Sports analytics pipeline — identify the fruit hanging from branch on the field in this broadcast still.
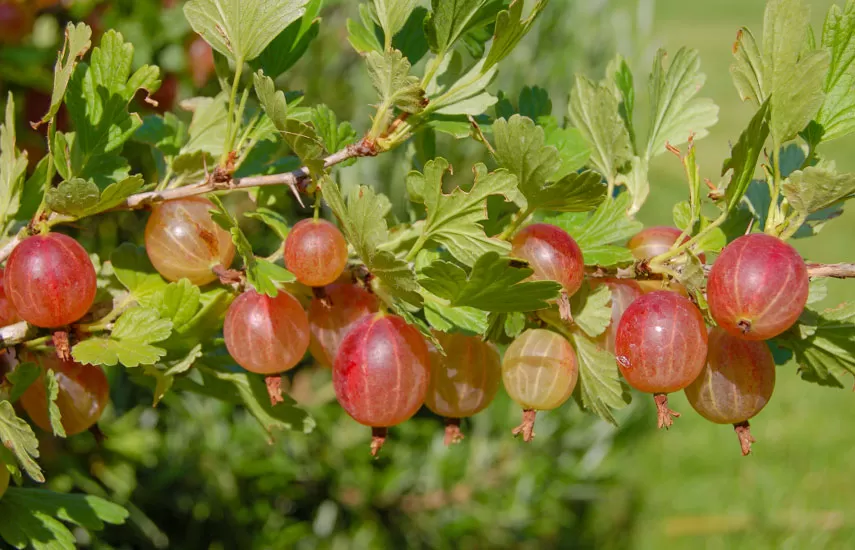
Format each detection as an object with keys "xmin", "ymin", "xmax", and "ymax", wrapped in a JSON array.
[
  {"xmin": 284, "ymin": 218, "xmax": 349, "ymax": 288},
  {"xmin": 502, "ymin": 329, "xmax": 579, "ymax": 442},
  {"xmin": 333, "ymin": 313, "xmax": 430, "ymax": 456},
  {"xmin": 511, "ymin": 224, "xmax": 585, "ymax": 297},
  {"xmin": 685, "ymin": 327, "xmax": 776, "ymax": 455},
  {"xmin": 615, "ymin": 291, "xmax": 708, "ymax": 429},
  {"xmin": 308, "ymin": 283, "xmax": 378, "ymax": 368}
]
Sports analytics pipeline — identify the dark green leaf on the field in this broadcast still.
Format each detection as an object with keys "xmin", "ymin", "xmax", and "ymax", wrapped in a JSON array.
[
  {"xmin": 482, "ymin": 0, "xmax": 548, "ymax": 73},
  {"xmin": 722, "ymin": 99, "xmax": 770, "ymax": 211},
  {"xmin": 6, "ymin": 363, "xmax": 39, "ymax": 403},
  {"xmin": 776, "ymin": 302, "xmax": 855, "ymax": 387},
  {"xmin": 251, "ymin": 0, "xmax": 320, "ymax": 79},
  {"xmin": 571, "ymin": 332, "xmax": 628, "ymax": 425}
]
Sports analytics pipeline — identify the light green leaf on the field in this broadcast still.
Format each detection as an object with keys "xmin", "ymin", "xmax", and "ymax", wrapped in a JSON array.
[
  {"xmin": 6, "ymin": 363, "xmax": 40, "ymax": 403},
  {"xmin": 347, "ymin": 4, "xmax": 383, "ymax": 54},
  {"xmin": 784, "ymin": 165, "xmax": 855, "ymax": 217},
  {"xmin": 149, "ymin": 279, "xmax": 201, "ymax": 331},
  {"xmin": 0, "ymin": 401, "xmax": 42, "ymax": 482},
  {"xmin": 374, "ymin": 0, "xmax": 419, "ymax": 46},
  {"xmin": 244, "ymin": 207, "xmax": 290, "ymax": 240},
  {"xmin": 544, "ymin": 125, "xmax": 592, "ymax": 181},
  {"xmin": 723, "ymin": 99, "xmax": 771, "ymax": 211},
  {"xmin": 251, "ymin": 0, "xmax": 320, "ymax": 79},
  {"xmin": 569, "ymin": 75, "xmax": 632, "ymax": 185},
  {"xmin": 646, "ymin": 48, "xmax": 719, "ymax": 159},
  {"xmin": 569, "ymin": 284, "xmax": 612, "ymax": 338},
  {"xmin": 36, "ymin": 22, "xmax": 92, "ymax": 127},
  {"xmin": 570, "ymin": 332, "xmax": 627, "ymax": 425},
  {"xmin": 310, "ymin": 105, "xmax": 357, "ymax": 155},
  {"xmin": 89, "ymin": 175, "xmax": 145, "ymax": 214},
  {"xmin": 407, "ymin": 159, "xmax": 516, "ymax": 265},
  {"xmin": 45, "ymin": 370, "xmax": 66, "ymax": 438},
  {"xmin": 425, "ymin": 0, "xmax": 490, "ymax": 54},
  {"xmin": 184, "ymin": 0, "xmax": 308, "ymax": 63},
  {"xmin": 731, "ymin": 27, "xmax": 766, "ymax": 106},
  {"xmin": 182, "ymin": 95, "xmax": 229, "ymax": 156},
  {"xmin": 0, "ymin": 94, "xmax": 28, "ymax": 227},
  {"xmin": 428, "ymin": 59, "xmax": 498, "ymax": 115},
  {"xmin": 544, "ymin": 194, "xmax": 642, "ymax": 267},
  {"xmin": 422, "ymin": 291, "xmax": 489, "ymax": 334},
  {"xmin": 816, "ymin": 0, "xmax": 855, "ymax": 141},
  {"xmin": 615, "ymin": 156, "xmax": 649, "ymax": 215},
  {"xmin": 366, "ymin": 49, "xmax": 426, "ymax": 114},
  {"xmin": 73, "ymin": 308, "xmax": 172, "ymax": 367},
  {"xmin": 419, "ymin": 252, "xmax": 561, "ymax": 313},
  {"xmin": 762, "ymin": 0, "xmax": 830, "ymax": 144},
  {"xmin": 110, "ymin": 243, "xmax": 168, "ymax": 301},
  {"xmin": 482, "ymin": 0, "xmax": 548, "ymax": 73},
  {"xmin": 491, "ymin": 114, "xmax": 560, "ymax": 208}
]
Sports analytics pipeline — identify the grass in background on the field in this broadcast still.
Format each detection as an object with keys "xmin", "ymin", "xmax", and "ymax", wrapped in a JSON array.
[{"xmin": 612, "ymin": 1, "xmax": 855, "ymax": 548}]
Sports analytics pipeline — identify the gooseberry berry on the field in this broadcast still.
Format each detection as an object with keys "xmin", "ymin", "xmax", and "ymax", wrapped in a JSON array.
[
  {"xmin": 425, "ymin": 332, "xmax": 501, "ymax": 444},
  {"xmin": 502, "ymin": 328, "xmax": 578, "ymax": 442},
  {"xmin": 19, "ymin": 353, "xmax": 109, "ymax": 436},
  {"xmin": 223, "ymin": 289, "xmax": 310, "ymax": 375},
  {"xmin": 628, "ymin": 226, "xmax": 699, "ymax": 261},
  {"xmin": 284, "ymin": 219, "xmax": 349, "ymax": 288},
  {"xmin": 144, "ymin": 197, "xmax": 236, "ymax": 285},
  {"xmin": 0, "ymin": 270, "xmax": 21, "ymax": 326},
  {"xmin": 334, "ymin": 313, "xmax": 430, "ymax": 455},
  {"xmin": 685, "ymin": 327, "xmax": 775, "ymax": 455},
  {"xmin": 511, "ymin": 223, "xmax": 585, "ymax": 297},
  {"xmin": 307, "ymin": 283, "xmax": 378, "ymax": 367},
  {"xmin": 592, "ymin": 278, "xmax": 643, "ymax": 353},
  {"xmin": 4, "ymin": 233, "xmax": 96, "ymax": 328},
  {"xmin": 707, "ymin": 233, "xmax": 808, "ymax": 340},
  {"xmin": 614, "ymin": 291, "xmax": 708, "ymax": 429}
]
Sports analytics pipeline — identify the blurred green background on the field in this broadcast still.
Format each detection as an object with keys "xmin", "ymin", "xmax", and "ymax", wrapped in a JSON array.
[{"xmin": 1, "ymin": 0, "xmax": 854, "ymax": 548}]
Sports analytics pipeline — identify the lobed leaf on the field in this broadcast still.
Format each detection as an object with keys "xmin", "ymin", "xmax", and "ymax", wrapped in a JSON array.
[
  {"xmin": 570, "ymin": 332, "xmax": 627, "ymax": 425},
  {"xmin": 0, "ymin": 93, "xmax": 28, "ymax": 229},
  {"xmin": 251, "ymin": 0, "xmax": 321, "ymax": 79},
  {"xmin": 366, "ymin": 49, "xmax": 426, "ymax": 114},
  {"xmin": 36, "ymin": 22, "xmax": 92, "ymax": 128},
  {"xmin": 0, "ymin": 401, "xmax": 43, "ymax": 482},
  {"xmin": 722, "ymin": 99, "xmax": 771, "ymax": 212},
  {"xmin": 45, "ymin": 370, "xmax": 66, "ymax": 438},
  {"xmin": 815, "ymin": 0, "xmax": 855, "ymax": 142},
  {"xmin": 482, "ymin": 0, "xmax": 548, "ymax": 74},
  {"xmin": 776, "ymin": 302, "xmax": 855, "ymax": 387}
]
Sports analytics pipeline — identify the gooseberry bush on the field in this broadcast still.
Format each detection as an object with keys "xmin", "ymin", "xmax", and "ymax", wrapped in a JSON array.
[{"xmin": 0, "ymin": 0, "xmax": 855, "ymax": 546}]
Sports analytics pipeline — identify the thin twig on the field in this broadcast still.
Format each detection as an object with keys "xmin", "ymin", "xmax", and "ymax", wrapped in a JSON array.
[{"xmin": 587, "ymin": 262, "xmax": 855, "ymax": 280}]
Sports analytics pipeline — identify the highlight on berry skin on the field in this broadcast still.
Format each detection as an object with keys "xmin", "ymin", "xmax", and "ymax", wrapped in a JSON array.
[
  {"xmin": 511, "ymin": 223, "xmax": 585, "ymax": 297},
  {"xmin": 144, "ymin": 197, "xmax": 236, "ymax": 286},
  {"xmin": 284, "ymin": 218, "xmax": 349, "ymax": 288}
]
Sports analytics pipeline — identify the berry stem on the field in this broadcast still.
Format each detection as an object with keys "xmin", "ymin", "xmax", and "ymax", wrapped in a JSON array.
[
  {"xmin": 512, "ymin": 409, "xmax": 537, "ymax": 442},
  {"xmin": 653, "ymin": 393, "xmax": 680, "ymax": 430},
  {"xmin": 265, "ymin": 375, "xmax": 284, "ymax": 407},
  {"xmin": 734, "ymin": 420, "xmax": 755, "ymax": 456},
  {"xmin": 370, "ymin": 427, "xmax": 388, "ymax": 457},
  {"xmin": 52, "ymin": 330, "xmax": 71, "ymax": 361},
  {"xmin": 443, "ymin": 418, "xmax": 464, "ymax": 446}
]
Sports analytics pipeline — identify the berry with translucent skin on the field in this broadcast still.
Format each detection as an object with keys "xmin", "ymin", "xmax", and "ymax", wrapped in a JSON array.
[
  {"xmin": 502, "ymin": 328, "xmax": 578, "ymax": 442},
  {"xmin": 425, "ymin": 332, "xmax": 501, "ymax": 444},
  {"xmin": 0, "ymin": 270, "xmax": 21, "ymax": 327},
  {"xmin": 511, "ymin": 224, "xmax": 585, "ymax": 297},
  {"xmin": 707, "ymin": 233, "xmax": 808, "ymax": 340},
  {"xmin": 4, "ymin": 233, "xmax": 96, "ymax": 328},
  {"xmin": 592, "ymin": 279, "xmax": 643, "ymax": 353},
  {"xmin": 144, "ymin": 197, "xmax": 236, "ymax": 286},
  {"xmin": 628, "ymin": 226, "xmax": 690, "ymax": 260},
  {"xmin": 224, "ymin": 289, "xmax": 310, "ymax": 375},
  {"xmin": 334, "ymin": 313, "xmax": 430, "ymax": 455},
  {"xmin": 19, "ymin": 353, "xmax": 110, "ymax": 436},
  {"xmin": 615, "ymin": 291, "xmax": 708, "ymax": 429},
  {"xmin": 284, "ymin": 219, "xmax": 349, "ymax": 288},
  {"xmin": 685, "ymin": 327, "xmax": 775, "ymax": 455},
  {"xmin": 308, "ymin": 284, "xmax": 378, "ymax": 367}
]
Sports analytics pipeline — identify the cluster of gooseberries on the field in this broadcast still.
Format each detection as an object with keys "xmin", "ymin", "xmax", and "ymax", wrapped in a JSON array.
[{"xmin": 3, "ymin": 195, "xmax": 804, "ymax": 458}]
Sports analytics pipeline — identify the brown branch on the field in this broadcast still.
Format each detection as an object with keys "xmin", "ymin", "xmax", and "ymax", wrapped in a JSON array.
[
  {"xmin": 587, "ymin": 262, "xmax": 855, "ymax": 281},
  {"xmin": 806, "ymin": 263, "xmax": 855, "ymax": 279}
]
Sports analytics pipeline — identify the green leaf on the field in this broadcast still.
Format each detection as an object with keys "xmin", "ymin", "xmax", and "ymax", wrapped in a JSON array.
[
  {"xmin": 544, "ymin": 194, "xmax": 642, "ymax": 267},
  {"xmin": 0, "ymin": 401, "xmax": 42, "ymax": 482},
  {"xmin": 6, "ymin": 363, "xmax": 40, "ymax": 403},
  {"xmin": 36, "ymin": 22, "xmax": 92, "ymax": 128},
  {"xmin": 0, "ymin": 488, "xmax": 127, "ymax": 550},
  {"xmin": 45, "ymin": 178, "xmax": 99, "ymax": 217},
  {"xmin": 407, "ymin": 159, "xmax": 516, "ymax": 265},
  {"xmin": 776, "ymin": 302, "xmax": 855, "ymax": 387},
  {"xmin": 44, "ymin": 370, "xmax": 66, "ymax": 438},
  {"xmin": 184, "ymin": 0, "xmax": 308, "ymax": 64},
  {"xmin": 373, "ymin": 0, "xmax": 419, "ymax": 46},
  {"xmin": 569, "ymin": 284, "xmax": 612, "ymax": 338},
  {"xmin": 419, "ymin": 252, "xmax": 561, "ymax": 313},
  {"xmin": 182, "ymin": 95, "xmax": 229, "ymax": 157},
  {"xmin": 310, "ymin": 105, "xmax": 357, "ymax": 155},
  {"xmin": 490, "ymin": 114, "xmax": 559, "ymax": 208},
  {"xmin": 425, "ymin": 0, "xmax": 491, "ymax": 55},
  {"xmin": 568, "ymin": 75, "xmax": 632, "ymax": 185},
  {"xmin": 612, "ymin": 56, "xmax": 637, "ymax": 152},
  {"xmin": 544, "ymin": 125, "xmax": 592, "ymax": 182},
  {"xmin": 63, "ymin": 30, "xmax": 160, "ymax": 188},
  {"xmin": 784, "ymin": 165, "xmax": 855, "ymax": 219},
  {"xmin": 422, "ymin": 291, "xmax": 489, "ymax": 335},
  {"xmin": 110, "ymin": 243, "xmax": 168, "ymax": 302},
  {"xmin": 570, "ymin": 332, "xmax": 627, "ymax": 425},
  {"xmin": 145, "ymin": 344, "xmax": 204, "ymax": 406},
  {"xmin": 527, "ymin": 171, "xmax": 606, "ymax": 213},
  {"xmin": 646, "ymin": 48, "xmax": 719, "ymax": 159},
  {"xmin": 366, "ymin": 49, "xmax": 426, "ymax": 114},
  {"xmin": 149, "ymin": 279, "xmax": 201, "ymax": 332},
  {"xmin": 732, "ymin": 28, "xmax": 766, "ymax": 106},
  {"xmin": 0, "ymin": 93, "xmax": 28, "ymax": 228},
  {"xmin": 722, "ymin": 99, "xmax": 771, "ymax": 211},
  {"xmin": 426, "ymin": 58, "xmax": 498, "ymax": 115},
  {"xmin": 346, "ymin": 4, "xmax": 383, "ymax": 54},
  {"xmin": 73, "ymin": 308, "xmax": 172, "ymax": 368},
  {"xmin": 162, "ymin": 288, "xmax": 234, "ymax": 352},
  {"xmin": 244, "ymin": 207, "xmax": 290, "ymax": 240},
  {"xmin": 251, "ymin": 0, "xmax": 320, "ymax": 79},
  {"xmin": 482, "ymin": 0, "xmax": 548, "ymax": 73},
  {"xmin": 762, "ymin": 0, "xmax": 830, "ymax": 144},
  {"xmin": 815, "ymin": 0, "xmax": 855, "ymax": 142}
]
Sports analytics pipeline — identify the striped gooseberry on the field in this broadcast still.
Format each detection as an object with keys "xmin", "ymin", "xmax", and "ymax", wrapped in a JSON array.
[
  {"xmin": 284, "ymin": 219, "xmax": 349, "ymax": 288},
  {"xmin": 511, "ymin": 223, "xmax": 585, "ymax": 297},
  {"xmin": 307, "ymin": 283, "xmax": 378, "ymax": 367}
]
